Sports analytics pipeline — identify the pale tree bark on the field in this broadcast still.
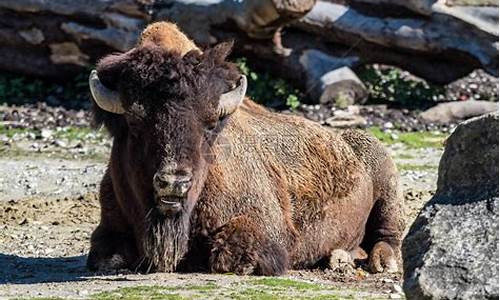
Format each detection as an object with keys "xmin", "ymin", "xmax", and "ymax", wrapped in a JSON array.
[{"xmin": 0, "ymin": 0, "xmax": 497, "ymax": 104}]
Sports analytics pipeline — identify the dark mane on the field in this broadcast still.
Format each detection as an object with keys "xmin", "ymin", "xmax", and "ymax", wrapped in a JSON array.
[{"xmin": 91, "ymin": 42, "xmax": 240, "ymax": 137}]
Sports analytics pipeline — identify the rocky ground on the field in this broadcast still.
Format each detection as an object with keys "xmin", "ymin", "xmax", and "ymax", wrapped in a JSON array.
[{"xmin": 0, "ymin": 102, "xmax": 445, "ymax": 300}]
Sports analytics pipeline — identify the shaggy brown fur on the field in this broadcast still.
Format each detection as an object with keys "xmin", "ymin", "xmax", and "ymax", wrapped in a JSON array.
[
  {"xmin": 87, "ymin": 22, "xmax": 404, "ymax": 275},
  {"xmin": 139, "ymin": 22, "xmax": 201, "ymax": 56}
]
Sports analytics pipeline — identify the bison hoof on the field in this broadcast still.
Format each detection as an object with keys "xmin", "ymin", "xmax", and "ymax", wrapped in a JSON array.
[
  {"xmin": 210, "ymin": 254, "xmax": 256, "ymax": 275},
  {"xmin": 368, "ymin": 241, "xmax": 399, "ymax": 273},
  {"xmin": 209, "ymin": 240, "xmax": 257, "ymax": 275},
  {"xmin": 87, "ymin": 252, "xmax": 128, "ymax": 272},
  {"xmin": 329, "ymin": 249, "xmax": 355, "ymax": 271}
]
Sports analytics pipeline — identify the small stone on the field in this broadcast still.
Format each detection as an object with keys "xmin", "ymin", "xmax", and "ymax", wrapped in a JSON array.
[
  {"xmin": 392, "ymin": 284, "xmax": 404, "ymax": 295},
  {"xmin": 54, "ymin": 140, "xmax": 67, "ymax": 148},
  {"xmin": 333, "ymin": 109, "xmax": 353, "ymax": 118},
  {"xmin": 389, "ymin": 293, "xmax": 402, "ymax": 299},
  {"xmin": 347, "ymin": 105, "xmax": 360, "ymax": 115},
  {"xmin": 383, "ymin": 122, "xmax": 394, "ymax": 129},
  {"xmin": 77, "ymin": 147, "xmax": 88, "ymax": 154},
  {"xmin": 329, "ymin": 249, "xmax": 354, "ymax": 271},
  {"xmin": 41, "ymin": 129, "xmax": 53, "ymax": 139}
]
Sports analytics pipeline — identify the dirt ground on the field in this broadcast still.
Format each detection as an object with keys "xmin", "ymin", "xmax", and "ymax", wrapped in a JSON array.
[{"xmin": 0, "ymin": 132, "xmax": 442, "ymax": 299}]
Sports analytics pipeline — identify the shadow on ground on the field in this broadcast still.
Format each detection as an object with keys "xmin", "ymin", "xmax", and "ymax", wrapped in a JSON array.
[{"xmin": 0, "ymin": 253, "xmax": 90, "ymax": 284}]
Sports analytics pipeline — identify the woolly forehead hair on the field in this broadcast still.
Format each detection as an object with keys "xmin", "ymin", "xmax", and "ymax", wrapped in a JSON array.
[
  {"xmin": 139, "ymin": 22, "xmax": 201, "ymax": 56},
  {"xmin": 94, "ymin": 21, "xmax": 240, "ymax": 113},
  {"xmin": 95, "ymin": 42, "xmax": 240, "ymax": 109}
]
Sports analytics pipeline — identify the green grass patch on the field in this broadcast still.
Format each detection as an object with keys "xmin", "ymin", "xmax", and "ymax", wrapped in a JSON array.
[
  {"xmin": 357, "ymin": 65, "xmax": 444, "ymax": 108},
  {"xmin": 231, "ymin": 288, "xmax": 284, "ymax": 300},
  {"xmin": 0, "ymin": 125, "xmax": 31, "ymax": 138},
  {"xmin": 15, "ymin": 282, "xmax": 374, "ymax": 300},
  {"xmin": 91, "ymin": 286, "xmax": 182, "ymax": 300},
  {"xmin": 53, "ymin": 127, "xmax": 104, "ymax": 141},
  {"xmin": 395, "ymin": 153, "xmax": 415, "ymax": 159},
  {"xmin": 0, "ymin": 71, "xmax": 91, "ymax": 109},
  {"xmin": 90, "ymin": 283, "xmax": 218, "ymax": 300},
  {"xmin": 0, "ymin": 145, "xmax": 108, "ymax": 162},
  {"xmin": 184, "ymin": 283, "xmax": 218, "ymax": 291},
  {"xmin": 397, "ymin": 163, "xmax": 437, "ymax": 172},
  {"xmin": 235, "ymin": 58, "xmax": 302, "ymax": 109},
  {"xmin": 12, "ymin": 298, "xmax": 65, "ymax": 300},
  {"xmin": 0, "ymin": 125, "xmax": 108, "ymax": 161},
  {"xmin": 249, "ymin": 278, "xmax": 326, "ymax": 291},
  {"xmin": 367, "ymin": 127, "xmax": 447, "ymax": 149},
  {"xmin": 0, "ymin": 125, "xmax": 105, "ymax": 142}
]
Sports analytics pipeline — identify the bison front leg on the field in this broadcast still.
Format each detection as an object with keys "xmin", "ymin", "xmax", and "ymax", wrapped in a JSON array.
[
  {"xmin": 209, "ymin": 215, "xmax": 288, "ymax": 276},
  {"xmin": 87, "ymin": 170, "xmax": 139, "ymax": 272},
  {"xmin": 365, "ymin": 163, "xmax": 405, "ymax": 274},
  {"xmin": 87, "ymin": 226, "xmax": 138, "ymax": 272}
]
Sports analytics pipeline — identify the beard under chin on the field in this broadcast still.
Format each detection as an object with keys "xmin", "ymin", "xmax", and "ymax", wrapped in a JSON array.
[{"xmin": 141, "ymin": 208, "xmax": 190, "ymax": 272}]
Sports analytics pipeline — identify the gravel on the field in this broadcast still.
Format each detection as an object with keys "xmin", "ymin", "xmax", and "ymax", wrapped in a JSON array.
[
  {"xmin": 0, "ymin": 159, "xmax": 105, "ymax": 202},
  {"xmin": 445, "ymin": 69, "xmax": 498, "ymax": 102},
  {"xmin": 1, "ymin": 103, "xmax": 91, "ymax": 129},
  {"xmin": 3, "ymin": 68, "xmax": 497, "ymax": 135}
]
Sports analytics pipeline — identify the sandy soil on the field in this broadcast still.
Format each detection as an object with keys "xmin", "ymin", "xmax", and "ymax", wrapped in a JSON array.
[{"xmin": 0, "ymin": 137, "xmax": 441, "ymax": 299}]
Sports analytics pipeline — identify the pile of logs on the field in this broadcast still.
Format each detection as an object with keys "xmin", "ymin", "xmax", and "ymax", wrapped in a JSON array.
[{"xmin": 0, "ymin": 0, "xmax": 497, "ymax": 104}]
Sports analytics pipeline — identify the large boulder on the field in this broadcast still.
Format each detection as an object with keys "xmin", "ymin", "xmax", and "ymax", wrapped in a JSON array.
[{"xmin": 403, "ymin": 112, "xmax": 499, "ymax": 300}]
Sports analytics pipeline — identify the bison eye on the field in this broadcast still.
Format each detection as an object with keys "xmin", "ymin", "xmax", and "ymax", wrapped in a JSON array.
[{"xmin": 205, "ymin": 120, "xmax": 218, "ymax": 132}]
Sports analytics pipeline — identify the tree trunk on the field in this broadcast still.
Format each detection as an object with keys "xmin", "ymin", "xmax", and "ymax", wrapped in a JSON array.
[
  {"xmin": 0, "ymin": 0, "xmax": 497, "ymax": 100},
  {"xmin": 0, "ymin": 0, "xmax": 317, "ymax": 80}
]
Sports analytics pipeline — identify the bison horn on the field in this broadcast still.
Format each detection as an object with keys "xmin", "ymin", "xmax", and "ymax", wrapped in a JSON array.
[
  {"xmin": 218, "ymin": 75, "xmax": 247, "ymax": 117},
  {"xmin": 89, "ymin": 70, "xmax": 125, "ymax": 114}
]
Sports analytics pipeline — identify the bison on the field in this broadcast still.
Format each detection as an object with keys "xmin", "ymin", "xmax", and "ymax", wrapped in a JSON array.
[{"xmin": 87, "ymin": 22, "xmax": 404, "ymax": 275}]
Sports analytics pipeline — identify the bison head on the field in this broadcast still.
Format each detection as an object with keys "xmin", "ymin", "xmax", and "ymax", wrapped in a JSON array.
[{"xmin": 90, "ymin": 40, "xmax": 246, "ymax": 218}]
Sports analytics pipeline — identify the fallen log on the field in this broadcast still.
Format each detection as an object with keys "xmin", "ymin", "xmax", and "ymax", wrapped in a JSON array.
[
  {"xmin": 0, "ymin": 0, "xmax": 316, "ymax": 80},
  {"xmin": 296, "ymin": 1, "xmax": 498, "ymax": 82},
  {"xmin": 0, "ymin": 0, "xmax": 497, "ymax": 103},
  {"xmin": 300, "ymin": 51, "xmax": 368, "ymax": 105}
]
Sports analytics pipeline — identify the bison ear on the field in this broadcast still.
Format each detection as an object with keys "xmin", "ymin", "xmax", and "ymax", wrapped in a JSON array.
[
  {"xmin": 208, "ymin": 41, "xmax": 234, "ymax": 63},
  {"xmin": 96, "ymin": 51, "xmax": 130, "ymax": 89}
]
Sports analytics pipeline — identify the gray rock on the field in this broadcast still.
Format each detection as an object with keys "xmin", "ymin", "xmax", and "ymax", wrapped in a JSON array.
[
  {"xmin": 403, "ymin": 112, "xmax": 499, "ymax": 300},
  {"xmin": 436, "ymin": 112, "xmax": 499, "ymax": 199}
]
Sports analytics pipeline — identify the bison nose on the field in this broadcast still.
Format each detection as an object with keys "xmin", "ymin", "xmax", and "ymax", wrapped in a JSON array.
[{"xmin": 153, "ymin": 169, "xmax": 193, "ymax": 197}]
